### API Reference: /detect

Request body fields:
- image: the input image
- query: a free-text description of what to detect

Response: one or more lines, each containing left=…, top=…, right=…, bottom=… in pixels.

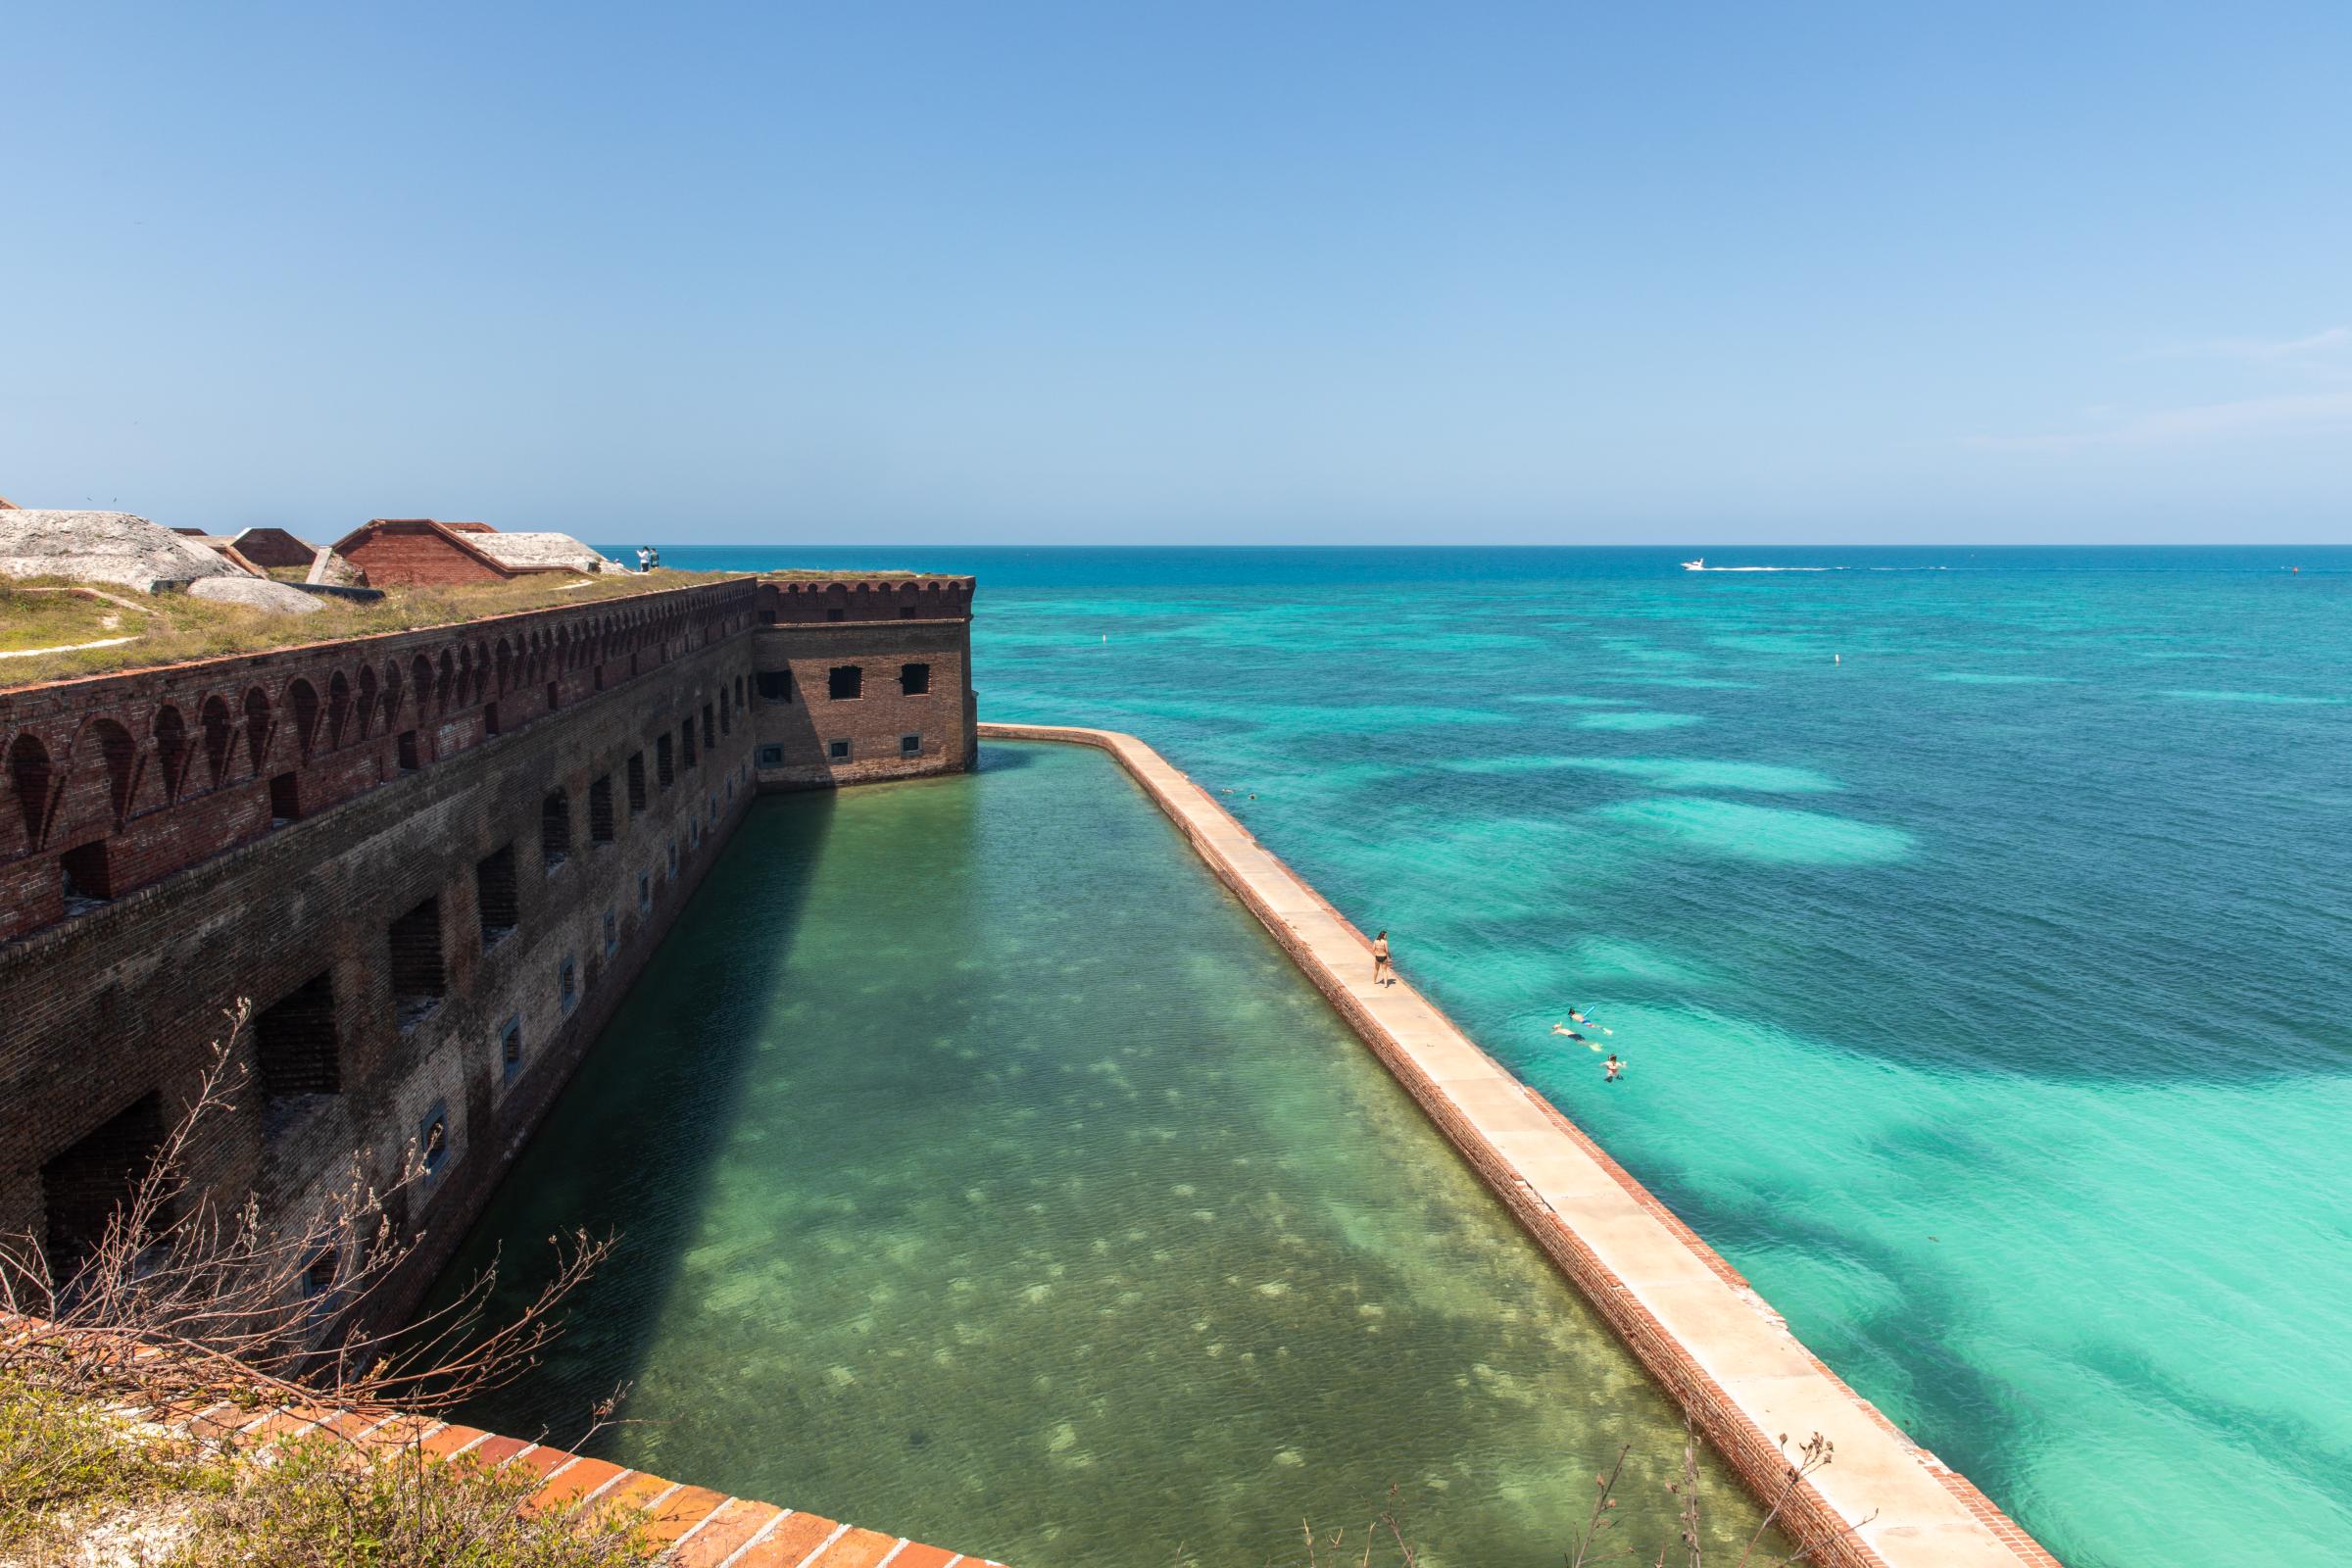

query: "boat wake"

left=1682, top=563, right=1953, bottom=573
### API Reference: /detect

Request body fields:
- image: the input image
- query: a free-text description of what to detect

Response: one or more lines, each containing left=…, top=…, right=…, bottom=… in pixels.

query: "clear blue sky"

left=5, top=2, right=2347, bottom=544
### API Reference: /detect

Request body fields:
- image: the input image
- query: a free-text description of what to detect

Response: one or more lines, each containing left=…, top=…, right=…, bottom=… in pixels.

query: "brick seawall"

left=978, top=723, right=2061, bottom=1568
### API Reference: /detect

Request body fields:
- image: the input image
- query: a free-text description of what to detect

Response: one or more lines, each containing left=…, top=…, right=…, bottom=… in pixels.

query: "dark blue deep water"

left=619, top=546, right=2352, bottom=1566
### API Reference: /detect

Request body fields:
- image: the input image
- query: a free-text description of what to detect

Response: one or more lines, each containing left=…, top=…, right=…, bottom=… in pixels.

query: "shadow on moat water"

left=425, top=785, right=844, bottom=1447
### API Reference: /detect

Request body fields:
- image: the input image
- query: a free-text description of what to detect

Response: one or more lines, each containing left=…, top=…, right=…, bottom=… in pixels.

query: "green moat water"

left=442, top=742, right=1772, bottom=1565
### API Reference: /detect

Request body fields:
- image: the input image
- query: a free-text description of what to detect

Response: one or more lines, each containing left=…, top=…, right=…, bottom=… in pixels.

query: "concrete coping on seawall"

left=978, top=722, right=2062, bottom=1568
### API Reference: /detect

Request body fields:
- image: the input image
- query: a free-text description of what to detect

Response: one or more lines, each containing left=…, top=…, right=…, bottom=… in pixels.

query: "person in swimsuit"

left=1372, top=931, right=1393, bottom=986
left=1603, top=1054, right=1623, bottom=1082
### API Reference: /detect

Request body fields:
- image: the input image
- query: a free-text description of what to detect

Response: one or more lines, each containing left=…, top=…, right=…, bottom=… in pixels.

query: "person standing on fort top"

left=1371, top=930, right=1393, bottom=987
left=636, top=546, right=651, bottom=572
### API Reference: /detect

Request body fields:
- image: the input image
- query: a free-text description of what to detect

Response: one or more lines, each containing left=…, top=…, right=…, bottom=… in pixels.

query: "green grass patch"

left=0, top=585, right=148, bottom=655
left=0, top=1374, right=656, bottom=1567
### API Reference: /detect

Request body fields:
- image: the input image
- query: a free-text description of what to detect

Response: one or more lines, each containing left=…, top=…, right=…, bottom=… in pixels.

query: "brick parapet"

left=0, top=579, right=760, bottom=945
left=757, top=576, right=974, bottom=624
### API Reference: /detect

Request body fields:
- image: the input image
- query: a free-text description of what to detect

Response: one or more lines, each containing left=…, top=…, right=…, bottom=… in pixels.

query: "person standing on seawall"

left=1371, top=930, right=1394, bottom=987
left=637, top=545, right=651, bottom=573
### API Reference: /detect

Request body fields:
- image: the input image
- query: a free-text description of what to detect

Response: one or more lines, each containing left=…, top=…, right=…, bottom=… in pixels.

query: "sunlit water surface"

left=612, top=544, right=2352, bottom=1568
left=444, top=742, right=1771, bottom=1566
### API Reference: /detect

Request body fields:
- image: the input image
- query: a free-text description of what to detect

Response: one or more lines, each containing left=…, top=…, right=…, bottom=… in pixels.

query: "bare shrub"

left=0, top=1003, right=629, bottom=1564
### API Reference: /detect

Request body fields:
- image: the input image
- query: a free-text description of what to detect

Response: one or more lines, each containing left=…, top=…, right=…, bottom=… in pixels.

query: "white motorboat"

left=1681, top=557, right=1705, bottom=571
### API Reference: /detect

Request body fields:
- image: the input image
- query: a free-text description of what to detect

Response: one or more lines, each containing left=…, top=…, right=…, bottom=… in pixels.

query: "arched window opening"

left=10, top=732, right=53, bottom=849
left=326, top=671, right=353, bottom=748
left=154, top=706, right=190, bottom=802
left=354, top=669, right=377, bottom=739
left=89, top=719, right=138, bottom=823
left=242, top=689, right=273, bottom=774
left=201, top=698, right=233, bottom=786
left=287, top=679, right=320, bottom=758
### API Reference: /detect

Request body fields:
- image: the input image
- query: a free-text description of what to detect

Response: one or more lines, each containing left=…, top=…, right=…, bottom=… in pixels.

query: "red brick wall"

left=232, top=529, right=318, bottom=570
left=341, top=524, right=511, bottom=587
left=1, top=573, right=977, bottom=1323
left=750, top=619, right=977, bottom=788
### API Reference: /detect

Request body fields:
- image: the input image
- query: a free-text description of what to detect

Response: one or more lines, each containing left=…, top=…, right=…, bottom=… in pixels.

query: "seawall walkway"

left=979, top=723, right=2059, bottom=1568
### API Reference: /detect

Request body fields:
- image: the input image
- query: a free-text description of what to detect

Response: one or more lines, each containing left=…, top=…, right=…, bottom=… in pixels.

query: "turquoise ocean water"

left=625, top=545, right=2348, bottom=1567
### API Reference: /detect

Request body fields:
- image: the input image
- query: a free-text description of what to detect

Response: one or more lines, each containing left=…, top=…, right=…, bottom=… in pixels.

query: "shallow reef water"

left=443, top=743, right=1771, bottom=1567
left=539, top=543, right=2352, bottom=1568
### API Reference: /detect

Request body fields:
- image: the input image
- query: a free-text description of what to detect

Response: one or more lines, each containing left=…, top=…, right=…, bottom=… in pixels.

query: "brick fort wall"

left=0, top=574, right=976, bottom=1318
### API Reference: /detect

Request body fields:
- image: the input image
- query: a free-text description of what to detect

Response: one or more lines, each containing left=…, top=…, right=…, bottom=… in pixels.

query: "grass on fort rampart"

left=0, top=567, right=936, bottom=690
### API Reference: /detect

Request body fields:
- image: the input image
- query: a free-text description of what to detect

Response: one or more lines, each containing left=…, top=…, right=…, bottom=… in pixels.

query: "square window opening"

left=60, top=841, right=114, bottom=910
left=257, top=973, right=339, bottom=1100
left=827, top=665, right=862, bottom=701
left=589, top=776, right=614, bottom=844
left=418, top=1102, right=450, bottom=1181
left=541, top=789, right=572, bottom=869
left=475, top=845, right=517, bottom=949
left=43, top=1094, right=167, bottom=1283
left=389, top=898, right=446, bottom=1029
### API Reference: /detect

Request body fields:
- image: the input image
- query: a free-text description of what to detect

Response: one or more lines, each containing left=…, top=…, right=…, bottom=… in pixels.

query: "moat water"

left=444, top=741, right=1772, bottom=1565
left=613, top=544, right=2352, bottom=1568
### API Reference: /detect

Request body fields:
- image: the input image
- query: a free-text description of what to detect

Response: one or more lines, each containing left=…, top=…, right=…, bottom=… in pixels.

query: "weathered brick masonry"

left=752, top=575, right=979, bottom=788
left=1, top=574, right=975, bottom=1318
